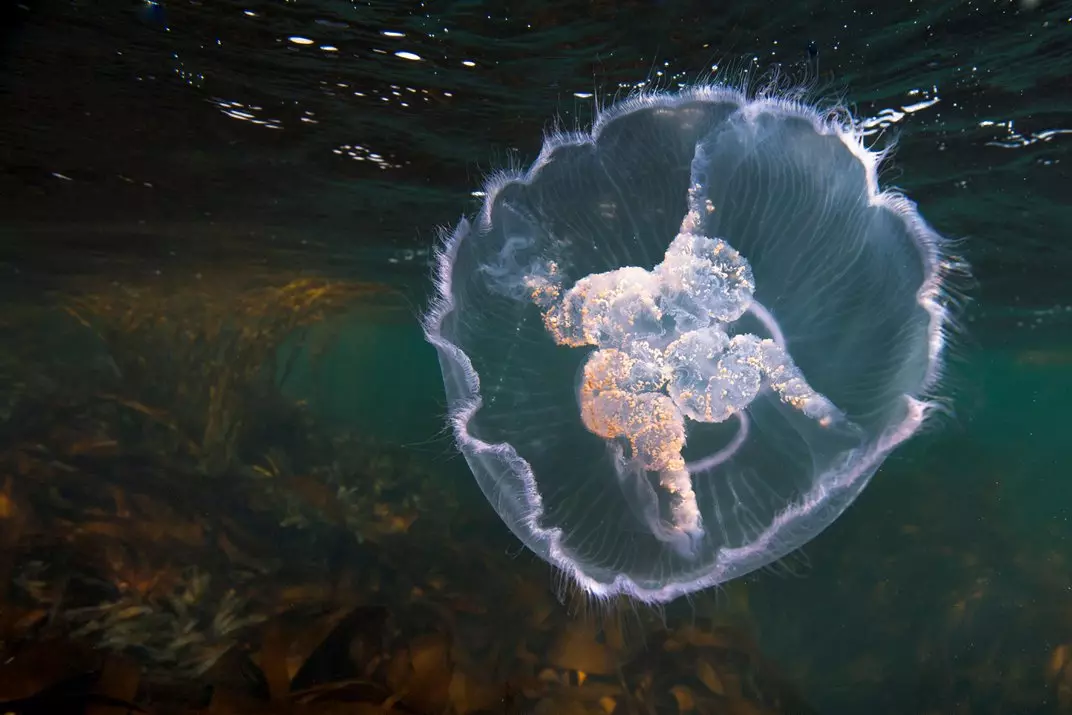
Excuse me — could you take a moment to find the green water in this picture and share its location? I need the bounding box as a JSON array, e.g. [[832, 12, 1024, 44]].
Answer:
[[281, 297, 1072, 712]]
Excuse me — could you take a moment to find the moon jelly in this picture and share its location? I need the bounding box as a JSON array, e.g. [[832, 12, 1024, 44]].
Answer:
[[423, 85, 953, 603]]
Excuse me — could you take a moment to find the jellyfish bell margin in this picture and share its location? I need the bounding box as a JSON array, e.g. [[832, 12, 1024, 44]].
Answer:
[[422, 83, 957, 605]]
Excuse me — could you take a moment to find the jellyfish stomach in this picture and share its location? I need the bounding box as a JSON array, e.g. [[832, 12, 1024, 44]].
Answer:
[[684, 411, 750, 474]]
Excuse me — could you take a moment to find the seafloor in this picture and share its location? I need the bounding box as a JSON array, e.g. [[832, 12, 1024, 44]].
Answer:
[[0, 270, 820, 715], [0, 264, 1070, 715]]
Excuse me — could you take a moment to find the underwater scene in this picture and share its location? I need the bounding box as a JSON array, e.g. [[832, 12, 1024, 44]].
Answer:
[[1, 0, 1070, 713]]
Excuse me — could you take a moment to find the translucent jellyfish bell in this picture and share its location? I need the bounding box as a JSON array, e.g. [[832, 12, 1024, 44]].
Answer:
[[423, 85, 954, 603]]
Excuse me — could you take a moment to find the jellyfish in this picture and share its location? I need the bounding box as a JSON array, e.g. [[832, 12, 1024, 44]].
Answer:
[[423, 85, 955, 603]]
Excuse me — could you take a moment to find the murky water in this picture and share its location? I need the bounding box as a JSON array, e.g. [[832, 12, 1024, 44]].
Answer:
[[1, 1, 1070, 713]]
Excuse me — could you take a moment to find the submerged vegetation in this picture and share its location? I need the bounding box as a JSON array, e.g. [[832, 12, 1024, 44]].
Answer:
[[0, 267, 1068, 714], [0, 269, 811, 714]]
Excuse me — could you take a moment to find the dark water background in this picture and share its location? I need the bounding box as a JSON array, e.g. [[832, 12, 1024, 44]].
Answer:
[[1, 0, 1071, 713]]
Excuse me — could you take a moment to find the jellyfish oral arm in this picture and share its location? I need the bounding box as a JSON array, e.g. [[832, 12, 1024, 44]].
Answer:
[[535, 218, 847, 554]]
